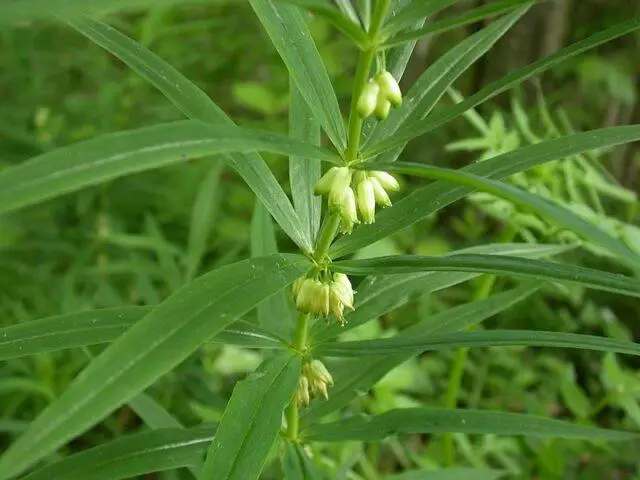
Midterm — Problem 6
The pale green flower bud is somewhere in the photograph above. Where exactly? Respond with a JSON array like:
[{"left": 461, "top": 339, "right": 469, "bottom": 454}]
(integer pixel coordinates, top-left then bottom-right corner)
[
  {"left": 329, "top": 290, "right": 345, "bottom": 323},
  {"left": 295, "top": 278, "right": 317, "bottom": 313},
  {"left": 309, "top": 360, "right": 334, "bottom": 386},
  {"left": 314, "top": 282, "right": 331, "bottom": 317},
  {"left": 330, "top": 277, "right": 354, "bottom": 310},
  {"left": 371, "top": 171, "right": 400, "bottom": 191},
  {"left": 374, "top": 97, "right": 391, "bottom": 120},
  {"left": 314, "top": 167, "right": 339, "bottom": 196},
  {"left": 338, "top": 187, "right": 358, "bottom": 234},
  {"left": 295, "top": 375, "right": 310, "bottom": 406},
  {"left": 357, "top": 80, "right": 380, "bottom": 118},
  {"left": 370, "top": 176, "right": 392, "bottom": 207},
  {"left": 311, "top": 378, "right": 329, "bottom": 400},
  {"left": 328, "top": 167, "right": 353, "bottom": 208},
  {"left": 292, "top": 276, "right": 305, "bottom": 298},
  {"left": 376, "top": 71, "right": 402, "bottom": 108},
  {"left": 356, "top": 178, "right": 376, "bottom": 224}
]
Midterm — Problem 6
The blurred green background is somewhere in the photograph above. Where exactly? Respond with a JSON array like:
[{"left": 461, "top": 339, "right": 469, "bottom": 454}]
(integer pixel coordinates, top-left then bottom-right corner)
[{"left": 1, "top": 1, "right": 639, "bottom": 478}]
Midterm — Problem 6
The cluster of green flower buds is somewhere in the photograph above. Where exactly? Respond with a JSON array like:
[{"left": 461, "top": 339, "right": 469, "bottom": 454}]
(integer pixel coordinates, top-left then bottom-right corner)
[
  {"left": 314, "top": 167, "right": 400, "bottom": 232},
  {"left": 357, "top": 70, "right": 402, "bottom": 120},
  {"left": 292, "top": 272, "right": 354, "bottom": 323},
  {"left": 295, "top": 359, "right": 334, "bottom": 406}
]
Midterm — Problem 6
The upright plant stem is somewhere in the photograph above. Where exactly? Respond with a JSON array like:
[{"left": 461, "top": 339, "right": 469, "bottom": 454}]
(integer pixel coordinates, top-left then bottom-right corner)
[{"left": 285, "top": 312, "right": 311, "bottom": 440}]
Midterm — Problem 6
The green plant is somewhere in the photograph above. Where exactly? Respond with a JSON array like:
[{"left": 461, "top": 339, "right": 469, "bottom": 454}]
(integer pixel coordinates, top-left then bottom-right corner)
[{"left": 0, "top": 1, "right": 639, "bottom": 479}]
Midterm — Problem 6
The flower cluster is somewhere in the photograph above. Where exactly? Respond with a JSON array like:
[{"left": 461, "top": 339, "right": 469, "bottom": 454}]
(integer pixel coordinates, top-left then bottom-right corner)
[
  {"left": 356, "top": 70, "right": 402, "bottom": 120},
  {"left": 295, "top": 360, "right": 334, "bottom": 406},
  {"left": 314, "top": 167, "right": 400, "bottom": 233},
  {"left": 292, "top": 272, "right": 354, "bottom": 323}
]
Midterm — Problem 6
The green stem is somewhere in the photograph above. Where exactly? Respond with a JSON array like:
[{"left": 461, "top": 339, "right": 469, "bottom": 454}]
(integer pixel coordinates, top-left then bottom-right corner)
[
  {"left": 285, "top": 312, "right": 311, "bottom": 441},
  {"left": 314, "top": 212, "right": 341, "bottom": 262},
  {"left": 344, "top": 0, "right": 391, "bottom": 163}
]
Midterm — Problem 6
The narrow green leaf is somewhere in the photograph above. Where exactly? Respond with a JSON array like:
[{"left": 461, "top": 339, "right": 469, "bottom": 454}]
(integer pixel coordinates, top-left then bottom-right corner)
[
  {"left": 251, "top": 202, "right": 294, "bottom": 338},
  {"left": 282, "top": 442, "right": 324, "bottom": 480},
  {"left": 332, "top": 254, "right": 640, "bottom": 298},
  {"left": 368, "top": 19, "right": 640, "bottom": 155},
  {"left": 384, "top": 468, "right": 505, "bottom": 480},
  {"left": 290, "top": 83, "right": 322, "bottom": 243},
  {"left": 332, "top": 125, "right": 640, "bottom": 258},
  {"left": 0, "top": 306, "right": 287, "bottom": 362},
  {"left": 312, "top": 243, "right": 564, "bottom": 342},
  {"left": 21, "top": 426, "right": 216, "bottom": 480},
  {"left": 0, "top": 121, "right": 337, "bottom": 219},
  {"left": 0, "top": 254, "right": 310, "bottom": 478},
  {"left": 186, "top": 162, "right": 224, "bottom": 280},
  {"left": 68, "top": 16, "right": 314, "bottom": 252},
  {"left": 304, "top": 408, "right": 639, "bottom": 442},
  {"left": 334, "top": 0, "right": 361, "bottom": 25},
  {"left": 279, "top": 0, "right": 369, "bottom": 48},
  {"left": 200, "top": 353, "right": 301, "bottom": 480},
  {"left": 383, "top": 0, "right": 462, "bottom": 34},
  {"left": 365, "top": 8, "right": 528, "bottom": 155},
  {"left": 128, "top": 393, "right": 184, "bottom": 430},
  {"left": 302, "top": 285, "right": 540, "bottom": 425},
  {"left": 316, "top": 330, "right": 640, "bottom": 357},
  {"left": 383, "top": 0, "right": 535, "bottom": 47},
  {"left": 363, "top": 162, "right": 640, "bottom": 268},
  {"left": 250, "top": 0, "right": 347, "bottom": 152}
]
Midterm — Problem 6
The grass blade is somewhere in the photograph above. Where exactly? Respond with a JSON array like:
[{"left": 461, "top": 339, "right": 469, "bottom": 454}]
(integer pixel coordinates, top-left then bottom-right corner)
[
  {"left": 384, "top": 469, "right": 505, "bottom": 480},
  {"left": 332, "top": 125, "right": 640, "bottom": 258},
  {"left": 0, "top": 254, "right": 310, "bottom": 478},
  {"left": 305, "top": 408, "right": 638, "bottom": 441},
  {"left": 332, "top": 254, "right": 640, "bottom": 298},
  {"left": 68, "top": 16, "right": 315, "bottom": 252},
  {"left": 200, "top": 353, "right": 301, "bottom": 480},
  {"left": 383, "top": 0, "right": 463, "bottom": 34},
  {"left": 250, "top": 0, "right": 347, "bottom": 152},
  {"left": 282, "top": 442, "right": 324, "bottom": 480},
  {"left": 21, "top": 426, "right": 215, "bottom": 480}
]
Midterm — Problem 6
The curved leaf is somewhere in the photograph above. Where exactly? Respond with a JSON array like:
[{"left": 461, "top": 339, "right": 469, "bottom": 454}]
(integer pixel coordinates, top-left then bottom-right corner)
[
  {"left": 249, "top": 0, "right": 347, "bottom": 152},
  {"left": 305, "top": 408, "right": 639, "bottom": 442},
  {"left": 282, "top": 442, "right": 324, "bottom": 480},
  {"left": 68, "top": 16, "right": 314, "bottom": 252},
  {"left": 200, "top": 353, "right": 301, "bottom": 480},
  {"left": 331, "top": 125, "right": 640, "bottom": 258},
  {"left": 384, "top": 469, "right": 505, "bottom": 480},
  {"left": 382, "top": 0, "right": 462, "bottom": 34},
  {"left": 0, "top": 254, "right": 311, "bottom": 478},
  {"left": 332, "top": 254, "right": 640, "bottom": 297},
  {"left": 22, "top": 426, "right": 215, "bottom": 480},
  {"left": 315, "top": 330, "right": 640, "bottom": 357}
]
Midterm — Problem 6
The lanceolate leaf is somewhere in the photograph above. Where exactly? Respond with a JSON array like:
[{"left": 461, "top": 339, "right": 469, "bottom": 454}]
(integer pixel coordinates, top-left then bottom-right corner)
[
  {"left": 382, "top": 0, "right": 462, "bottom": 34},
  {"left": 302, "top": 285, "right": 540, "bottom": 425},
  {"left": 332, "top": 254, "right": 640, "bottom": 298},
  {"left": 290, "top": 83, "right": 322, "bottom": 243},
  {"left": 0, "top": 254, "right": 311, "bottom": 478},
  {"left": 332, "top": 125, "right": 640, "bottom": 258},
  {"left": 250, "top": 0, "right": 347, "bottom": 152},
  {"left": 0, "top": 306, "right": 286, "bottom": 362},
  {"left": 384, "top": 468, "right": 505, "bottom": 480},
  {"left": 200, "top": 353, "right": 301, "bottom": 480},
  {"left": 68, "top": 16, "right": 315, "bottom": 252},
  {"left": 316, "top": 330, "right": 640, "bottom": 357},
  {"left": 21, "top": 426, "right": 216, "bottom": 480},
  {"left": 305, "top": 408, "right": 638, "bottom": 442},
  {"left": 362, "top": 162, "right": 640, "bottom": 268},
  {"left": 282, "top": 442, "right": 324, "bottom": 480},
  {"left": 383, "top": 0, "right": 536, "bottom": 47},
  {"left": 311, "top": 243, "right": 567, "bottom": 342},
  {"left": 367, "top": 19, "right": 640, "bottom": 155},
  {"left": 0, "top": 121, "right": 337, "bottom": 219}
]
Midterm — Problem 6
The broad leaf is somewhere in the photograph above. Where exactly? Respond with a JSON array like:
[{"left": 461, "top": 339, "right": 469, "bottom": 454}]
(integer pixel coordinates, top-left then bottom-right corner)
[
  {"left": 251, "top": 202, "right": 293, "bottom": 338},
  {"left": 332, "top": 254, "right": 640, "bottom": 297},
  {"left": 302, "top": 285, "right": 540, "bottom": 425},
  {"left": 332, "top": 125, "right": 640, "bottom": 257},
  {"left": 311, "top": 242, "right": 568, "bottom": 342},
  {"left": 305, "top": 408, "right": 639, "bottom": 442},
  {"left": 200, "top": 353, "right": 301, "bottom": 480},
  {"left": 363, "top": 162, "right": 640, "bottom": 268},
  {"left": 315, "top": 330, "right": 640, "bottom": 357},
  {"left": 282, "top": 442, "right": 324, "bottom": 480},
  {"left": 250, "top": 0, "right": 347, "bottom": 152},
  {"left": 0, "top": 121, "right": 337, "bottom": 220},
  {"left": 383, "top": 0, "right": 536, "bottom": 47},
  {"left": 21, "top": 426, "right": 215, "bottom": 480},
  {"left": 290, "top": 83, "right": 322, "bottom": 243},
  {"left": 0, "top": 306, "right": 287, "bottom": 362},
  {"left": 367, "top": 19, "right": 640, "bottom": 155},
  {"left": 68, "top": 16, "right": 315, "bottom": 252},
  {"left": 0, "top": 254, "right": 310, "bottom": 478}
]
